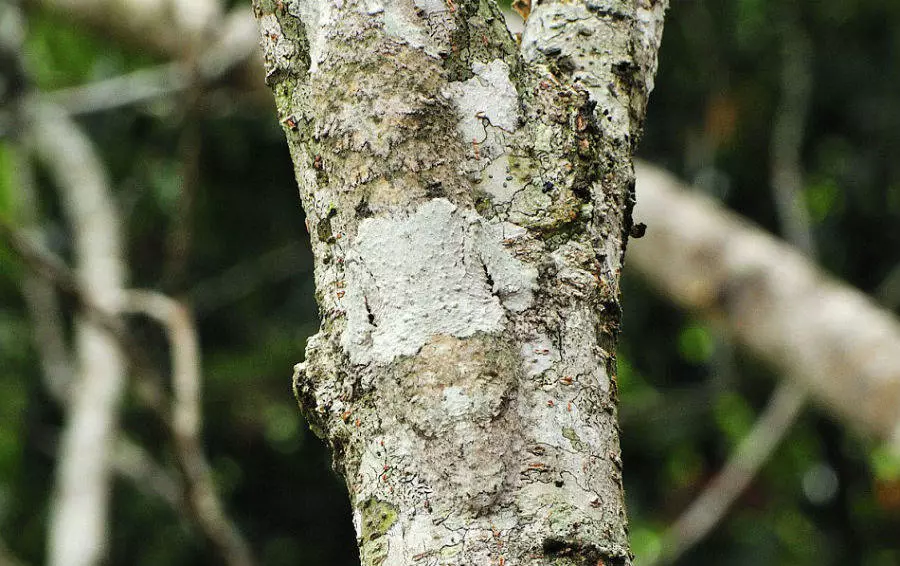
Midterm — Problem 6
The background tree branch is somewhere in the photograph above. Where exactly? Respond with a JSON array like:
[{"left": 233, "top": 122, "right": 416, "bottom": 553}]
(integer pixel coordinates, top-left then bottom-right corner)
[{"left": 631, "top": 160, "right": 900, "bottom": 446}]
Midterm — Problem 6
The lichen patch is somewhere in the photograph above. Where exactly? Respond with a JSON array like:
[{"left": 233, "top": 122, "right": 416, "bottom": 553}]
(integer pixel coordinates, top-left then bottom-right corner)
[
  {"left": 340, "top": 198, "right": 536, "bottom": 365},
  {"left": 447, "top": 59, "right": 519, "bottom": 142}
]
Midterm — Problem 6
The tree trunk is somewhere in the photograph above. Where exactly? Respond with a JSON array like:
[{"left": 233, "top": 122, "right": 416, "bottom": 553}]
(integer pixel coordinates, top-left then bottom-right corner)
[{"left": 254, "top": 1, "right": 666, "bottom": 564}]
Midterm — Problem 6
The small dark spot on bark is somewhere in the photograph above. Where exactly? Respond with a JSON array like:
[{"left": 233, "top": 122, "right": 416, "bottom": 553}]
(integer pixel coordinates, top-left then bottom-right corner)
[
  {"left": 585, "top": 5, "right": 630, "bottom": 22},
  {"left": 355, "top": 199, "right": 373, "bottom": 218},
  {"left": 630, "top": 222, "right": 647, "bottom": 238},
  {"left": 482, "top": 261, "right": 495, "bottom": 291},
  {"left": 556, "top": 55, "right": 576, "bottom": 75},
  {"left": 316, "top": 208, "right": 337, "bottom": 243},
  {"left": 364, "top": 296, "right": 377, "bottom": 327},
  {"left": 539, "top": 45, "right": 562, "bottom": 57},
  {"left": 425, "top": 180, "right": 445, "bottom": 197},
  {"left": 554, "top": 479, "right": 564, "bottom": 488},
  {"left": 542, "top": 538, "right": 571, "bottom": 555},
  {"left": 572, "top": 180, "right": 591, "bottom": 201}
]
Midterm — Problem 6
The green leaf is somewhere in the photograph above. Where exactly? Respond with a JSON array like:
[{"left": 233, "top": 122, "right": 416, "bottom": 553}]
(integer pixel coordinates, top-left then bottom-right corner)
[
  {"left": 678, "top": 322, "right": 715, "bottom": 364},
  {"left": 870, "top": 445, "right": 900, "bottom": 480},
  {"left": 713, "top": 391, "right": 754, "bottom": 446},
  {"left": 804, "top": 177, "right": 843, "bottom": 222},
  {"left": 0, "top": 142, "right": 17, "bottom": 220}
]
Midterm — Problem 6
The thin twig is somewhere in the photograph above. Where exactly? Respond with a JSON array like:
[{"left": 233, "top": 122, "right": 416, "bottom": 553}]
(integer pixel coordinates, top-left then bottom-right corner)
[
  {"left": 188, "top": 241, "right": 310, "bottom": 315},
  {"left": 649, "top": 16, "right": 816, "bottom": 565},
  {"left": 112, "top": 435, "right": 186, "bottom": 514},
  {"left": 654, "top": 384, "right": 806, "bottom": 565},
  {"left": 0, "top": 213, "right": 170, "bottom": 415},
  {"left": 24, "top": 99, "right": 128, "bottom": 566},
  {"left": 162, "top": 79, "right": 203, "bottom": 291},
  {"left": 10, "top": 158, "right": 189, "bottom": 513},
  {"left": 0, "top": 220, "right": 254, "bottom": 565},
  {"left": 119, "top": 291, "right": 256, "bottom": 566},
  {"left": 42, "top": 63, "right": 190, "bottom": 115},
  {"left": 10, "top": 146, "right": 73, "bottom": 399},
  {"left": 39, "top": 9, "right": 258, "bottom": 117}
]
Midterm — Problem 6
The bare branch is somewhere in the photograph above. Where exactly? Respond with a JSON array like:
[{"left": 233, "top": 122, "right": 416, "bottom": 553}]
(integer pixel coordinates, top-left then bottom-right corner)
[
  {"left": 0, "top": 211, "right": 169, "bottom": 414},
  {"left": 631, "top": 161, "right": 900, "bottom": 447},
  {"left": 188, "top": 241, "right": 309, "bottom": 315},
  {"left": 770, "top": 23, "right": 815, "bottom": 257},
  {"left": 9, "top": 160, "right": 188, "bottom": 516},
  {"left": 112, "top": 435, "right": 186, "bottom": 514},
  {"left": 41, "top": 8, "right": 260, "bottom": 117},
  {"left": 18, "top": 96, "right": 127, "bottom": 566},
  {"left": 648, "top": 21, "right": 819, "bottom": 564},
  {"left": 654, "top": 383, "right": 806, "bottom": 565},
  {"left": 1, "top": 212, "right": 255, "bottom": 565},
  {"left": 119, "top": 291, "right": 256, "bottom": 566},
  {"left": 42, "top": 63, "right": 190, "bottom": 115},
  {"left": 9, "top": 146, "right": 73, "bottom": 400}
]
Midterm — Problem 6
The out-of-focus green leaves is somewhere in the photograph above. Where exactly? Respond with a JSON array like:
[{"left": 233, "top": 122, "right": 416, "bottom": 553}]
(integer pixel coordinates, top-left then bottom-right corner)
[
  {"left": 617, "top": 355, "right": 661, "bottom": 407},
  {"left": 864, "top": 550, "right": 900, "bottom": 566},
  {"left": 804, "top": 177, "right": 843, "bottom": 222},
  {"left": 211, "top": 455, "right": 243, "bottom": 497},
  {"left": 664, "top": 444, "right": 704, "bottom": 492},
  {"left": 734, "top": 0, "right": 768, "bottom": 50},
  {"left": 25, "top": 13, "right": 114, "bottom": 89},
  {"left": 0, "top": 144, "right": 18, "bottom": 277},
  {"left": 887, "top": 182, "right": 900, "bottom": 216},
  {"left": 779, "top": 426, "right": 820, "bottom": 478},
  {"left": 263, "top": 403, "right": 303, "bottom": 454},
  {"left": 773, "top": 508, "right": 825, "bottom": 562},
  {"left": 0, "top": 143, "right": 15, "bottom": 220},
  {"left": 713, "top": 392, "right": 754, "bottom": 448},
  {"left": 24, "top": 12, "right": 155, "bottom": 90},
  {"left": 677, "top": 322, "right": 715, "bottom": 364},
  {"left": 870, "top": 445, "right": 900, "bottom": 481},
  {"left": 630, "top": 524, "right": 663, "bottom": 566},
  {"left": 0, "top": 370, "right": 26, "bottom": 502}
]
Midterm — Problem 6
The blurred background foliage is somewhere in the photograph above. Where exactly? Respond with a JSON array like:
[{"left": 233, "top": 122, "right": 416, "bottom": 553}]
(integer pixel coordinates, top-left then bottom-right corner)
[{"left": 0, "top": 0, "right": 899, "bottom": 564}]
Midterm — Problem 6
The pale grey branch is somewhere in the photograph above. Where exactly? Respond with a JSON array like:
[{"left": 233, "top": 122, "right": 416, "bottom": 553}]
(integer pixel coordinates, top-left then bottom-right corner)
[
  {"left": 648, "top": 23, "right": 818, "bottom": 563},
  {"left": 632, "top": 161, "right": 900, "bottom": 447},
  {"left": 119, "top": 291, "right": 256, "bottom": 566},
  {"left": 24, "top": 99, "right": 126, "bottom": 566}
]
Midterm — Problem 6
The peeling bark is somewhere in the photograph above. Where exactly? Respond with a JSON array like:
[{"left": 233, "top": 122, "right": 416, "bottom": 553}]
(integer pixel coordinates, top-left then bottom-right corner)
[{"left": 255, "top": 1, "right": 667, "bottom": 564}]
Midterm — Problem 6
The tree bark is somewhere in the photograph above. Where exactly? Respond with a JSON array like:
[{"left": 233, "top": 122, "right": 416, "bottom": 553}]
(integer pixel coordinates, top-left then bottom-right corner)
[{"left": 255, "top": 1, "right": 666, "bottom": 564}]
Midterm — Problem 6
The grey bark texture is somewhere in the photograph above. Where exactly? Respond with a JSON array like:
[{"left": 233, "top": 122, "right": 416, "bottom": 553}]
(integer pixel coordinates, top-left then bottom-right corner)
[{"left": 254, "top": 1, "right": 667, "bottom": 564}]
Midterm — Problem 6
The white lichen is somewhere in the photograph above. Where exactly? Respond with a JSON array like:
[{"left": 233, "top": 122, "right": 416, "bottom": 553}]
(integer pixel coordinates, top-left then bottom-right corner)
[
  {"left": 447, "top": 59, "right": 519, "bottom": 142},
  {"left": 381, "top": 2, "right": 445, "bottom": 58},
  {"left": 340, "top": 199, "right": 536, "bottom": 365},
  {"left": 258, "top": 14, "right": 296, "bottom": 77},
  {"left": 520, "top": 334, "right": 559, "bottom": 378},
  {"left": 287, "top": 0, "right": 334, "bottom": 74}
]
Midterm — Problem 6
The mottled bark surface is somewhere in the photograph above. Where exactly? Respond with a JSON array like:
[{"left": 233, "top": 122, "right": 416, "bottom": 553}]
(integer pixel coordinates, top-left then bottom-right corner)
[{"left": 254, "top": 1, "right": 666, "bottom": 564}]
